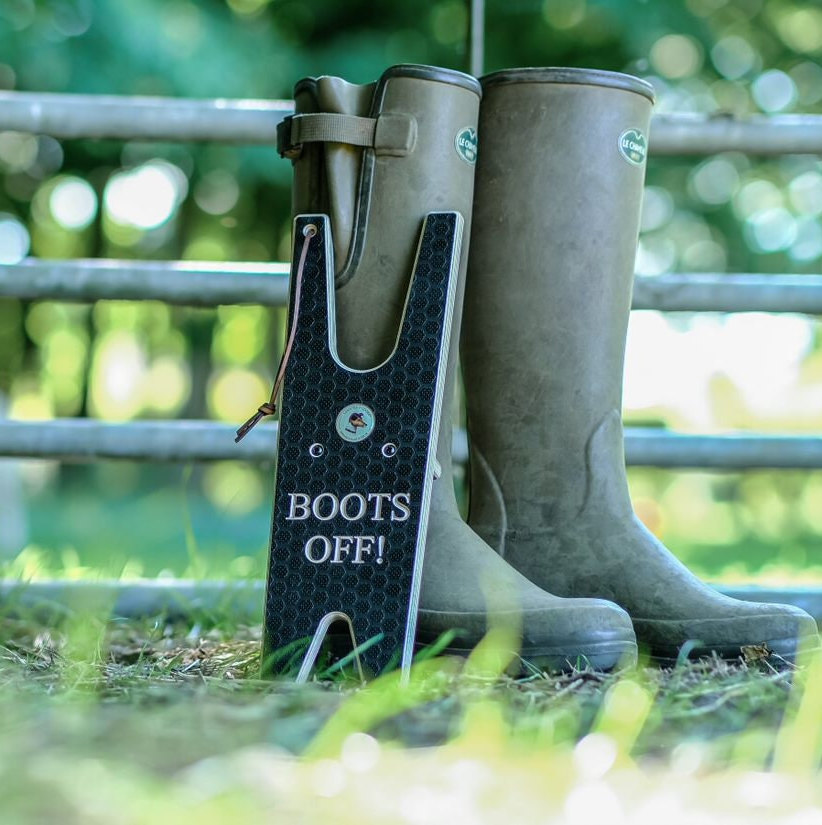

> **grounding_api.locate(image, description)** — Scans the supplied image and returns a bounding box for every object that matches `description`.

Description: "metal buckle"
[276,115,302,159]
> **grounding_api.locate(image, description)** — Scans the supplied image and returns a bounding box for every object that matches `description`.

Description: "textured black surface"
[263,212,459,675]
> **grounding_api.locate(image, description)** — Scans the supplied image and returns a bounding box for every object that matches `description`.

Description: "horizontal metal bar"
[1,579,264,622]
[651,113,822,156]
[2,91,822,155]
[1,259,289,306]
[6,261,822,314]
[0,419,467,465]
[4,579,822,624]
[0,91,291,143]
[631,273,822,314]
[1,419,821,469]
[0,419,285,463]
[626,429,822,469]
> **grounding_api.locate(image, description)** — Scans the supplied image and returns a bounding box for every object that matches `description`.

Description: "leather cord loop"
[235,225,316,443]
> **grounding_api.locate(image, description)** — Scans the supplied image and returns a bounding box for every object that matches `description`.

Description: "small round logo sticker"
[455,126,478,165]
[619,128,647,166]
[335,404,375,443]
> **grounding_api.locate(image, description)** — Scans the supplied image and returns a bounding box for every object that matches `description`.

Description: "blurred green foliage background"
[1,0,822,584]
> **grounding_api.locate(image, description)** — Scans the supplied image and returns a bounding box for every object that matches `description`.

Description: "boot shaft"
[288,65,480,371]
[463,68,654,525]
[459,72,820,663]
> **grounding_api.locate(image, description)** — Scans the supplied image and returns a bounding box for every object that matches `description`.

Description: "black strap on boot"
[240,212,462,681]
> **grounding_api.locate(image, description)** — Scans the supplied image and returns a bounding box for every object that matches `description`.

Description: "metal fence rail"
[0,419,456,464]
[1,418,821,469]
[630,273,822,314]
[6,262,822,314]
[650,113,822,156]
[625,429,822,469]
[0,91,292,143]
[1,259,289,307]
[3,91,822,155]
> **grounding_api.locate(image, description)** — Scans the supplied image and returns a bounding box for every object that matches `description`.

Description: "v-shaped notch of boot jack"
[237,212,465,440]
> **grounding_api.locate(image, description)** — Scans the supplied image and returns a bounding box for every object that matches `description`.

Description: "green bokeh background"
[2,0,822,584]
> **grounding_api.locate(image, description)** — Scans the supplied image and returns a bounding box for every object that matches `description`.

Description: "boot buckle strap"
[277,113,417,159]
[277,116,301,159]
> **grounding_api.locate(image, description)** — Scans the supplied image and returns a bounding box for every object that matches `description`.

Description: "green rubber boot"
[462,67,820,664]
[285,64,637,670]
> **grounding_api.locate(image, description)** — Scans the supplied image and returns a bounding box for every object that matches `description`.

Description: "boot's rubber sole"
[647,635,822,667]
[415,631,637,674]
[323,630,637,675]
[432,641,637,674]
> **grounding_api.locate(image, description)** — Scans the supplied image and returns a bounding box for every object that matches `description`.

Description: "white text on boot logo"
[618,129,647,166]
[455,127,478,165]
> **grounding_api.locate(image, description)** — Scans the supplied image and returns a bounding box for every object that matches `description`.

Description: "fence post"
[468,0,485,77]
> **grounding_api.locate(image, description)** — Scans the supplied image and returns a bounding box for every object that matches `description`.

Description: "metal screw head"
[381,442,397,458]
[309,443,324,458]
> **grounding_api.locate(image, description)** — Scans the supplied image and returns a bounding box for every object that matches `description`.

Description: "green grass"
[2,608,822,823]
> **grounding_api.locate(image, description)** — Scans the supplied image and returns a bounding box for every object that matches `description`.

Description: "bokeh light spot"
[790,218,822,263]
[790,61,822,106]
[88,330,148,420]
[104,160,188,230]
[194,169,240,215]
[689,156,740,205]
[640,186,675,232]
[775,7,822,54]
[573,734,618,779]
[635,237,676,277]
[144,356,191,416]
[208,368,270,421]
[542,0,586,29]
[0,131,38,172]
[49,176,98,230]
[789,171,822,216]
[341,733,381,773]
[745,208,798,252]
[213,306,268,366]
[734,179,783,219]
[0,214,30,263]
[9,383,53,421]
[752,70,797,113]
[711,36,758,80]
[650,34,703,79]
[42,327,88,379]
[682,238,726,271]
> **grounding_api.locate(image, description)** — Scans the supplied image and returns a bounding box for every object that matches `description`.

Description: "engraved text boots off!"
[463,68,820,664]
[284,64,638,670]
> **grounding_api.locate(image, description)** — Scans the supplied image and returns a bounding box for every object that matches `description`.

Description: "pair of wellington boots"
[280,63,820,670]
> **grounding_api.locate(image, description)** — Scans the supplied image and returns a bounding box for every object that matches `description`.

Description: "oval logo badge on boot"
[335,403,375,443]
[619,128,647,166]
[455,126,478,165]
